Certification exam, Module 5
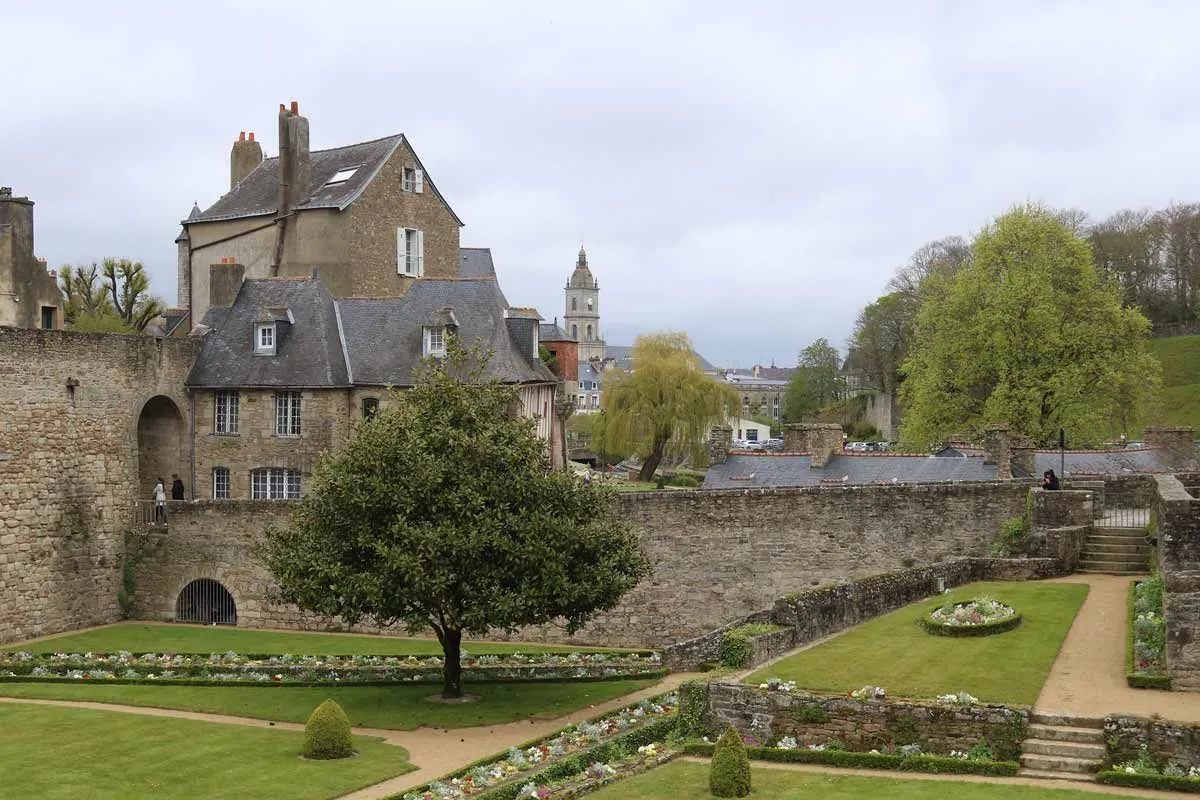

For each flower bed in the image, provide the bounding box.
[920,598,1021,637]
[1098,745,1200,792]
[0,650,666,687]
[395,692,679,799]
[1128,576,1170,690]
[683,741,1018,776]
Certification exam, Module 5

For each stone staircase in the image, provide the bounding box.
[1077,509,1151,575]
[1020,712,1106,781]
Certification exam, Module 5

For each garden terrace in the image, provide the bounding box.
[745,581,1089,705]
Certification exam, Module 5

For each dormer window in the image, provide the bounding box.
[424,326,446,358]
[255,323,276,355]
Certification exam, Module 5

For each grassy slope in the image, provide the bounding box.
[0,702,411,800]
[1147,335,1200,432]
[585,760,1135,799]
[0,678,659,730]
[745,581,1089,705]
[11,623,633,655]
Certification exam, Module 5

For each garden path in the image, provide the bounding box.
[1037,574,1200,721]
[0,671,698,800]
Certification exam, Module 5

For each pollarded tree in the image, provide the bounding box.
[900,204,1161,448]
[59,258,165,332]
[261,341,650,698]
[596,332,736,482]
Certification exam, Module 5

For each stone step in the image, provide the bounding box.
[1077,559,1150,573]
[1083,542,1149,555]
[1092,525,1150,534]
[1020,753,1101,775]
[1023,738,1107,760]
[1087,532,1150,543]
[1019,767,1096,783]
[1077,567,1147,576]
[1027,723,1106,745]
[1030,712,1105,729]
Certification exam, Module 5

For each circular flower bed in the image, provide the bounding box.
[921,598,1021,637]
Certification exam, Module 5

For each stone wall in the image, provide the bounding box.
[1157,474,1200,690]
[1106,715,1200,768]
[0,328,198,643]
[702,682,1028,761]
[1100,475,1159,509]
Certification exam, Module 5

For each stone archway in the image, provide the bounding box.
[175,578,238,625]
[137,395,184,501]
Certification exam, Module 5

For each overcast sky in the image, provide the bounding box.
[8,1,1200,368]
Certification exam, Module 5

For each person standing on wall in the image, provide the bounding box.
[171,474,185,501]
[154,477,167,523]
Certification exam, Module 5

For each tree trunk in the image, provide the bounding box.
[637,435,668,483]
[437,627,464,698]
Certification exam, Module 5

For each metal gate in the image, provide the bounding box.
[175,579,237,625]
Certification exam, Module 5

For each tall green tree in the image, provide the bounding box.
[596,332,736,481]
[261,342,649,698]
[900,204,1161,447]
[783,338,844,421]
[849,292,914,395]
[59,258,165,332]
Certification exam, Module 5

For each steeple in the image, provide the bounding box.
[563,245,604,361]
[577,245,587,268]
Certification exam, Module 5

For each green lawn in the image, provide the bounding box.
[0,702,411,799]
[11,622,633,655]
[1146,335,1200,432]
[0,678,659,729]
[745,581,1089,705]
[585,760,1136,799]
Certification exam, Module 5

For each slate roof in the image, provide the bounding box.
[540,321,574,342]
[188,278,350,388]
[605,344,721,373]
[703,453,999,489]
[1032,448,1174,476]
[337,279,555,387]
[188,134,462,226]
[460,248,497,279]
[578,361,604,386]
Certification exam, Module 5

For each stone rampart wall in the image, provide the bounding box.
[0,328,198,644]
[1158,474,1200,690]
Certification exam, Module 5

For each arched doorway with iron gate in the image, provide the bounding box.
[175,578,238,625]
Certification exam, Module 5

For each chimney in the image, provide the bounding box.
[708,426,732,466]
[209,258,245,308]
[983,423,1013,480]
[783,423,843,468]
[1145,426,1197,467]
[277,100,311,215]
[230,130,264,189]
[0,189,34,261]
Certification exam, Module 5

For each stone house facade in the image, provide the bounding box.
[0,188,62,330]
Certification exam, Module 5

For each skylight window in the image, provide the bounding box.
[323,165,362,187]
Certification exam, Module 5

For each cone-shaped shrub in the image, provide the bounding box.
[303,699,354,759]
[710,724,751,797]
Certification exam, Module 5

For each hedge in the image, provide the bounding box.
[919,613,1022,638]
[683,743,1019,777]
[1126,579,1172,690]
[1097,771,1200,793]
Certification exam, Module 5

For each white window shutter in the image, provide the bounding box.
[397,227,407,274]
[414,169,424,193]
[415,229,425,277]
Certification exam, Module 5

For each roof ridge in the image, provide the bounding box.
[254,133,404,163]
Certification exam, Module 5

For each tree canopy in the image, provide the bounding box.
[60,258,165,332]
[261,342,649,698]
[899,204,1161,447]
[595,332,736,481]
[782,338,844,422]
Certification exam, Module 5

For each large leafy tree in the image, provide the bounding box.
[848,293,914,396]
[596,332,736,481]
[900,204,1161,447]
[261,342,649,698]
[782,338,844,422]
[60,258,165,332]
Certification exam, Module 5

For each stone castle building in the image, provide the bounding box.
[0,187,62,330]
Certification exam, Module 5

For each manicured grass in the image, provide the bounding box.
[0,702,411,799]
[585,760,1137,799]
[745,581,1089,705]
[11,622,633,655]
[0,678,659,729]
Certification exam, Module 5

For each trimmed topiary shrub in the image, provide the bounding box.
[710,725,751,797]
[303,699,354,759]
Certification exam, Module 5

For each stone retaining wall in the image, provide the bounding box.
[702,681,1028,761]
[1158,474,1200,690]
[1106,715,1200,768]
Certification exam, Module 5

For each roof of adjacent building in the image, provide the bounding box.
[579,361,604,384]
[539,320,574,342]
[460,248,497,279]
[728,366,796,381]
[188,277,350,388]
[725,373,788,388]
[601,344,721,375]
[337,279,555,387]
[187,134,462,225]
[703,447,1180,489]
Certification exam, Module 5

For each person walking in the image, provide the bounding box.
[154,477,167,523]
[171,474,185,501]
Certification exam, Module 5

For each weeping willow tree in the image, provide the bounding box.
[596,332,736,482]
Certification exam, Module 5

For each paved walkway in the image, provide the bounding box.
[1036,574,1200,721]
[0,672,698,800]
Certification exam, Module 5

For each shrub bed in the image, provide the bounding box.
[1097,771,1200,793]
[717,624,785,669]
[1128,576,1170,689]
[683,742,1019,776]
[0,650,665,686]
[920,598,1021,637]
